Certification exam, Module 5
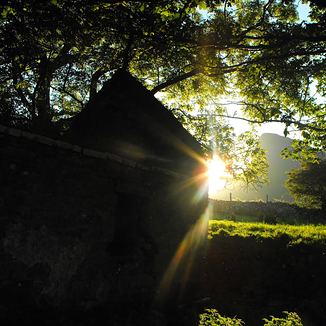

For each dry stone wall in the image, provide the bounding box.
[211,199,324,223]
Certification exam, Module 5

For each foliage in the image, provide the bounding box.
[0,0,325,167]
[208,219,326,244]
[172,107,269,187]
[198,309,302,326]
[199,309,244,326]
[285,159,326,210]
[150,0,326,159]
[0,0,203,129]
[263,311,303,326]
[228,131,269,189]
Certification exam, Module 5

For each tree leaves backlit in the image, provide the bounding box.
[0,0,324,186]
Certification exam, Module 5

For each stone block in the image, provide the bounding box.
[54,140,73,150]
[106,153,123,163]
[8,128,22,137]
[22,131,36,140]
[83,148,107,159]
[0,125,8,133]
[72,145,82,153]
[37,135,54,146]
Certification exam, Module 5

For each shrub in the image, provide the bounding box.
[198,309,302,326]
[263,311,303,326]
[199,309,244,326]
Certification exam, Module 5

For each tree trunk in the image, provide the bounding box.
[34,57,53,132]
[321,193,326,212]
[89,68,109,100]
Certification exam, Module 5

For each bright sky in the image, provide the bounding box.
[221,101,286,136]
[297,1,310,21]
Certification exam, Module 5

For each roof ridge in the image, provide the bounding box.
[86,70,203,154]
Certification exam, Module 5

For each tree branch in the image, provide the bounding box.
[51,85,84,107]
[151,46,324,93]
[198,112,326,132]
[12,66,35,119]
[237,0,274,40]
[150,67,202,94]
[90,67,110,100]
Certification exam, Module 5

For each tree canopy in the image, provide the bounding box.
[286,159,326,210]
[0,0,325,185]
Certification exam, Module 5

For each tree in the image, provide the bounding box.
[1,1,325,128]
[229,131,269,189]
[285,159,326,210]
[172,108,269,188]
[142,0,326,161]
[0,0,204,130]
[0,0,325,185]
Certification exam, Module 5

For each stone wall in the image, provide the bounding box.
[0,126,207,325]
[210,199,324,223]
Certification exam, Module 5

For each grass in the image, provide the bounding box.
[208,219,326,245]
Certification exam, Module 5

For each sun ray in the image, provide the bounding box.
[157,203,212,303]
[207,154,232,199]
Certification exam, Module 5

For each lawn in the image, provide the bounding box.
[208,219,326,245]
[201,219,326,325]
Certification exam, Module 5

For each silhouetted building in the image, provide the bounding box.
[0,70,207,325]
[69,69,203,174]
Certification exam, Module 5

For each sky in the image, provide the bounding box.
[297,1,310,21]
[230,114,286,136]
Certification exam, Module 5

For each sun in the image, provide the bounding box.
[207,154,231,198]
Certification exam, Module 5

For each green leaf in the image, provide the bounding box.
[198,1,207,10]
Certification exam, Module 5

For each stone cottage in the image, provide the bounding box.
[0,70,208,325]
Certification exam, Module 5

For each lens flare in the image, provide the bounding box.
[207,154,231,198]
[157,203,212,302]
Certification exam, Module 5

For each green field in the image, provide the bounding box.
[203,219,326,324]
[208,219,326,245]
